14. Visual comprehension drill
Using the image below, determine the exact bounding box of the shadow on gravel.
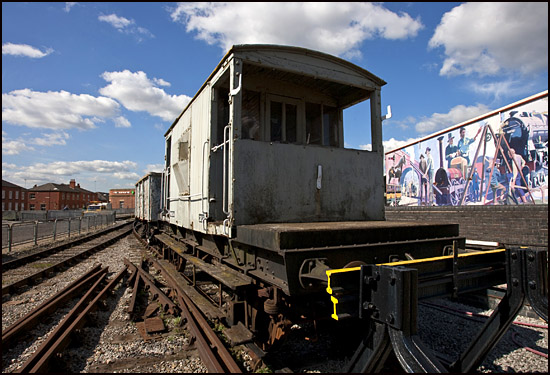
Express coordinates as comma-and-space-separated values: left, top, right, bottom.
418, 298, 547, 373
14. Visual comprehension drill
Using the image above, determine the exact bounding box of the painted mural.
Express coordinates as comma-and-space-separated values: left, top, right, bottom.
385, 93, 548, 206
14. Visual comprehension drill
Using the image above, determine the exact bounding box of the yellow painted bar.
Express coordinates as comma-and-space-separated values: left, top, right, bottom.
326, 249, 506, 320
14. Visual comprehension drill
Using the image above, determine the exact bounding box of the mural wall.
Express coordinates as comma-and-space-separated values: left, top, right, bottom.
385, 92, 548, 206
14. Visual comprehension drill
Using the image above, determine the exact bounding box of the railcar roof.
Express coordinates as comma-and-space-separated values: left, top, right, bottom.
165, 44, 386, 137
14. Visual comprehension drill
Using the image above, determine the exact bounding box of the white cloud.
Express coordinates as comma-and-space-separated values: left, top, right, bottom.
2, 133, 35, 155
2, 131, 70, 155
383, 137, 421, 153
429, 2, 548, 77
64, 2, 77, 13
468, 79, 538, 102
415, 104, 490, 135
144, 164, 164, 173
2, 160, 140, 189
30, 131, 70, 146
114, 116, 131, 128
99, 70, 191, 122
2, 43, 53, 58
98, 13, 153, 41
98, 14, 133, 29
2, 89, 120, 130
113, 171, 141, 180
170, 2, 423, 57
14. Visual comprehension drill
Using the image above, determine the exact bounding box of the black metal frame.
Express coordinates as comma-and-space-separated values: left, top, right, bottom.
330, 246, 548, 373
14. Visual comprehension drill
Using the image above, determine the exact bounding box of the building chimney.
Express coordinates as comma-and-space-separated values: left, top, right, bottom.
77, 183, 80, 188
70, 179, 76, 189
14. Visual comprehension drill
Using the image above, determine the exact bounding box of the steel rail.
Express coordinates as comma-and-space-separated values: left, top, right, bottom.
2, 221, 132, 272
2, 224, 132, 298
124, 259, 178, 315
2, 264, 106, 347
15, 266, 127, 373
144, 253, 242, 373
134, 222, 243, 372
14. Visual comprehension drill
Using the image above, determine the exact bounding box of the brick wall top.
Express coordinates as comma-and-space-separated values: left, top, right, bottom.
386, 205, 548, 213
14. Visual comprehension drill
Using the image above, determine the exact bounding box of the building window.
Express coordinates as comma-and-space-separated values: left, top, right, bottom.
62, 193, 65, 199
15, 202, 18, 211
22, 192, 25, 200
2, 203, 4, 211
30, 204, 35, 210
21, 203, 25, 210
40, 204, 46, 210
9, 191, 13, 199
2, 190, 5, 199
119, 200, 124, 209
8, 202, 12, 210
15, 191, 19, 199
30, 193, 36, 199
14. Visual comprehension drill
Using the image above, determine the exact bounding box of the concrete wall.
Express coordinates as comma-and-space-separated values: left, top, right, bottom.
386, 205, 548, 247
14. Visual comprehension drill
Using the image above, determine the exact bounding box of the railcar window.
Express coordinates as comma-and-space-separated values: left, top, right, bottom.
216, 87, 230, 144
323, 105, 339, 147
306, 103, 322, 145
270, 101, 283, 142
242, 90, 261, 141
306, 102, 339, 146
268, 95, 301, 143
286, 103, 297, 143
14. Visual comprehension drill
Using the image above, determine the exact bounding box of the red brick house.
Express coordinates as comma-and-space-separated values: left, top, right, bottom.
2, 179, 28, 211
109, 188, 135, 209
27, 179, 98, 211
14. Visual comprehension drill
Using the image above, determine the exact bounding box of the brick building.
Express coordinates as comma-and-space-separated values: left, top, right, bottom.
2, 179, 28, 211
27, 179, 98, 210
109, 188, 135, 209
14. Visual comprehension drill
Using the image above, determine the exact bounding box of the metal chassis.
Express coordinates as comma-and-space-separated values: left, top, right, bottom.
328, 246, 548, 373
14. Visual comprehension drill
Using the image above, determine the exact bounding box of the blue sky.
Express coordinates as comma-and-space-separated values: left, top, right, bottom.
2, 2, 548, 193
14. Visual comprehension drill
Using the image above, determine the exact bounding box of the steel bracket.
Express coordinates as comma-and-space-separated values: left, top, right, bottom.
335, 246, 548, 373
346, 265, 446, 372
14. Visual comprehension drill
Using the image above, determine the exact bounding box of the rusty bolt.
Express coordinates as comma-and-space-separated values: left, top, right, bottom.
512, 278, 519, 287
529, 281, 537, 290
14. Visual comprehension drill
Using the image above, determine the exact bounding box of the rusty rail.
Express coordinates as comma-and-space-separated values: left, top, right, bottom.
2, 264, 106, 348
2, 224, 131, 299
144, 254, 242, 373
15, 266, 127, 373
133, 222, 242, 372
124, 259, 178, 316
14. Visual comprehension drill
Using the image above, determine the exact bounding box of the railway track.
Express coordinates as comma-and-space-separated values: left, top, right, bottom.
2, 222, 132, 300
8, 266, 127, 373
131, 223, 548, 373
2, 222, 545, 373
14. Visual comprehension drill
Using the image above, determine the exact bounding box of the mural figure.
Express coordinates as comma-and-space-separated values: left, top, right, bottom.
425, 147, 434, 205
445, 133, 459, 169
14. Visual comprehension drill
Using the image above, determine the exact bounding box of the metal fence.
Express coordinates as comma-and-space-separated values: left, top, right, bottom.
2, 212, 116, 252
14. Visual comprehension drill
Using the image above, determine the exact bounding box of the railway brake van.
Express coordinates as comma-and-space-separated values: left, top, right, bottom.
152, 43, 464, 340
136, 44, 548, 369
163, 44, 387, 236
